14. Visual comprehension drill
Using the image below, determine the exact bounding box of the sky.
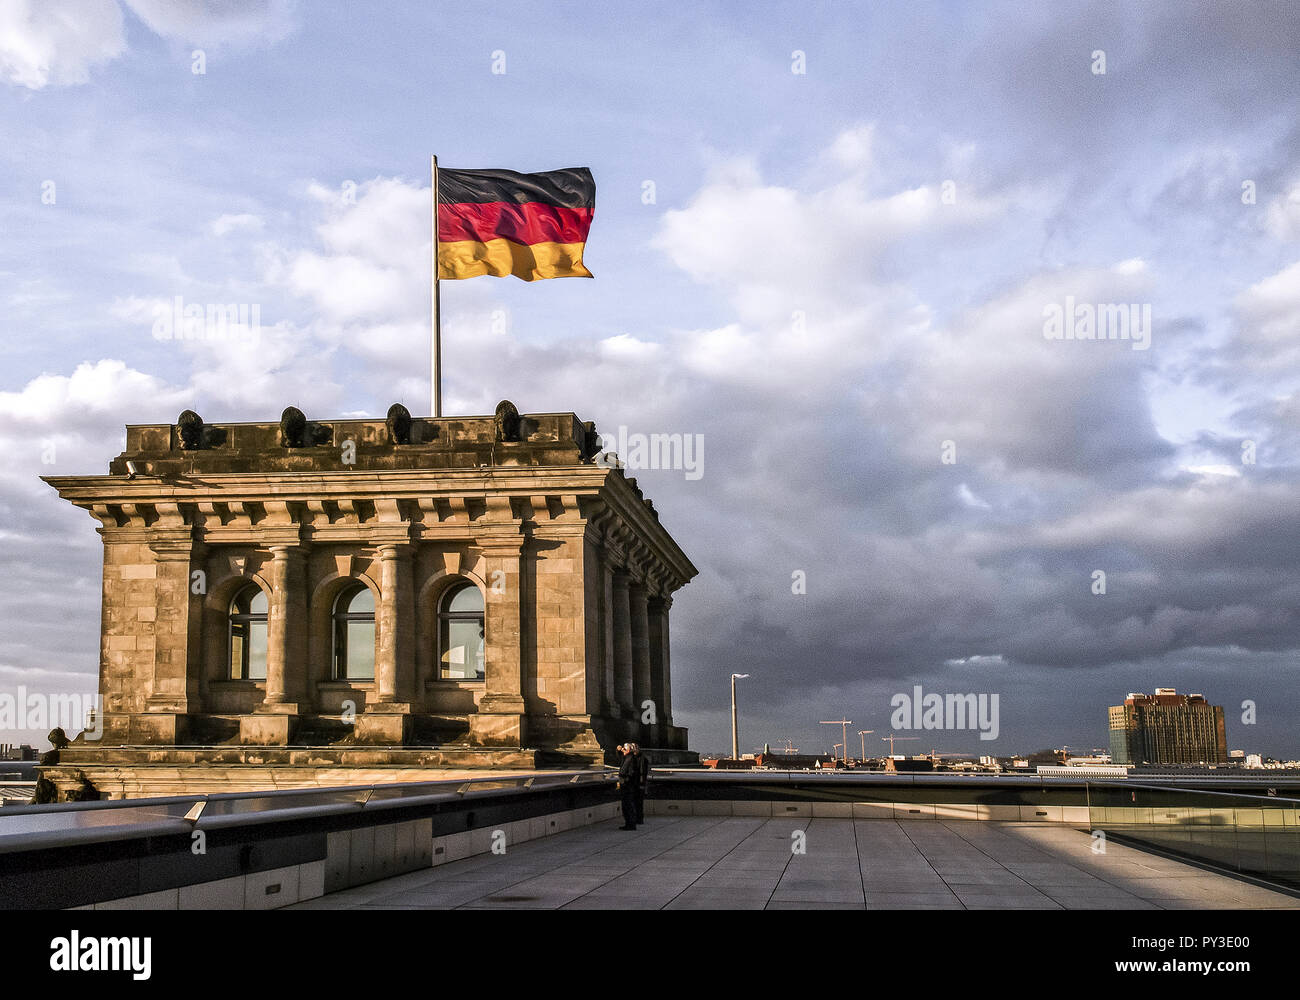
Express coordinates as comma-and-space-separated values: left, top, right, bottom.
3, 0, 1300, 759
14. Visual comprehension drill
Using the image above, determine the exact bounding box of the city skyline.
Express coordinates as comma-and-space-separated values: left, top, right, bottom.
4, 2, 1300, 756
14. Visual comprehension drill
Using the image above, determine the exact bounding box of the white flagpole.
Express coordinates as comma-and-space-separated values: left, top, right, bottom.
431, 154, 442, 418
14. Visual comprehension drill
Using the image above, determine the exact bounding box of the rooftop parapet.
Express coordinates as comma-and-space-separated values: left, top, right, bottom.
110, 400, 604, 477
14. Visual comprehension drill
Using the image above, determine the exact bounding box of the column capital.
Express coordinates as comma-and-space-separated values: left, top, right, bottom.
148, 533, 200, 561
477, 537, 525, 559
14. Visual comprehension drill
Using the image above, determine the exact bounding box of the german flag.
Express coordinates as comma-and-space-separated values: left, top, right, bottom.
437, 167, 595, 281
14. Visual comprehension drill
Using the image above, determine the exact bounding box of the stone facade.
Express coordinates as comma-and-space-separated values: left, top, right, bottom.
40, 403, 696, 796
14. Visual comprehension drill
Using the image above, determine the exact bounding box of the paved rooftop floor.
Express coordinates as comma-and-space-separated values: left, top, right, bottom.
289, 815, 1299, 910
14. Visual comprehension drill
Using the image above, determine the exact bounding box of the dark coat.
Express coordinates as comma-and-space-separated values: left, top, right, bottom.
618, 753, 638, 789
633, 752, 650, 789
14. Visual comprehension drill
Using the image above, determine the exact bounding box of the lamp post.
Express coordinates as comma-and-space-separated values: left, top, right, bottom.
730, 673, 750, 760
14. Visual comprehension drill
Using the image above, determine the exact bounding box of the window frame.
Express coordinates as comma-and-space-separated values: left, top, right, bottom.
228, 584, 269, 681
332, 582, 377, 682
437, 580, 485, 682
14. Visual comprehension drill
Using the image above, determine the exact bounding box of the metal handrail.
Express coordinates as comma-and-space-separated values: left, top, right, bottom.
0, 769, 617, 853
1087, 779, 1300, 805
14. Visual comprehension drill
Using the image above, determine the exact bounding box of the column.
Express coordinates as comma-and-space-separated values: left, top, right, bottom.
655, 592, 676, 738
355, 543, 413, 744
469, 537, 529, 746
629, 581, 651, 722
375, 544, 400, 703
648, 595, 672, 726
264, 544, 292, 705
241, 543, 303, 746
140, 533, 200, 744
601, 559, 617, 715
611, 570, 634, 717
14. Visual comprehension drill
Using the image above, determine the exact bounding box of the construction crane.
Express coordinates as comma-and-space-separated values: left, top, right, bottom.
881, 733, 920, 756
857, 729, 875, 762
820, 719, 852, 763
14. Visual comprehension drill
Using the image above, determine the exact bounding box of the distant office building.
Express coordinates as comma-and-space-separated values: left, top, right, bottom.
1108, 688, 1227, 765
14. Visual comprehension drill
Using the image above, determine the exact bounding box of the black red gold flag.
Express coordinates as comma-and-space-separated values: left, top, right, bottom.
436, 166, 595, 281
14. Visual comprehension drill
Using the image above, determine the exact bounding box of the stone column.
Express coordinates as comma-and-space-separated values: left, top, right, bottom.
469, 537, 529, 746
629, 581, 651, 724
264, 544, 292, 705
601, 558, 617, 716
648, 595, 673, 744
140, 533, 200, 744
356, 543, 413, 744
375, 544, 400, 703
611, 570, 634, 717
241, 543, 303, 746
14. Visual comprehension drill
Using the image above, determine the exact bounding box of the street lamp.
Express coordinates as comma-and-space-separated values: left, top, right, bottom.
730, 673, 750, 760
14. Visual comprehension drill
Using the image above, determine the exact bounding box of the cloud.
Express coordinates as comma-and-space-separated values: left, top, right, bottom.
653, 135, 1004, 323
0, 0, 295, 89
1265, 183, 1300, 241
210, 213, 264, 237
0, 0, 125, 89
123, 0, 297, 47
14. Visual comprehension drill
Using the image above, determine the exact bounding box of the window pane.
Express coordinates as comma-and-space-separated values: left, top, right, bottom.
345, 622, 375, 679
442, 619, 484, 680
446, 583, 483, 614
247, 621, 268, 680
232, 586, 267, 615
230, 625, 246, 680
345, 586, 374, 614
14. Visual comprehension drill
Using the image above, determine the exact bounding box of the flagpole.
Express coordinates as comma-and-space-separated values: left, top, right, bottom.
431, 154, 442, 418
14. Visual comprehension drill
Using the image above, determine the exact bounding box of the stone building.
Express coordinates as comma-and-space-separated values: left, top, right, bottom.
39, 402, 696, 798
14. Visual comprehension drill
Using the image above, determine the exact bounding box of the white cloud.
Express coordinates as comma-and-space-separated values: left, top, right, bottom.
210, 212, 263, 237
289, 177, 429, 328
0, 0, 125, 89
0, 0, 295, 90
1229, 259, 1300, 373
1265, 183, 1300, 241
122, 0, 296, 47
958, 483, 991, 509
653, 134, 1004, 324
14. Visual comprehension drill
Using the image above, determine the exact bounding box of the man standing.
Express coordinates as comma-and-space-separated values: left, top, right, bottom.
631, 742, 650, 823
617, 743, 639, 830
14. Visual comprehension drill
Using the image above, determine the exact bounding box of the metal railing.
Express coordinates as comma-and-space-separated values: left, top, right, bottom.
1087, 781, 1300, 890
0, 770, 616, 853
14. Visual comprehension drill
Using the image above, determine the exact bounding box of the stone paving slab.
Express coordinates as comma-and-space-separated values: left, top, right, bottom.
287, 816, 1300, 911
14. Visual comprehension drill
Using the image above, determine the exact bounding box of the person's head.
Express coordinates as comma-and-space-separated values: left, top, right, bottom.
629, 742, 640, 754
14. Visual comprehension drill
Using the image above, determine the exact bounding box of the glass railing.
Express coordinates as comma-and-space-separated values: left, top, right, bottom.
1087, 781, 1300, 889
0, 770, 615, 851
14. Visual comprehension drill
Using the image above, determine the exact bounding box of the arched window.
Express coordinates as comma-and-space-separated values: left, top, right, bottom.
333, 584, 376, 680
439, 581, 484, 680
229, 585, 268, 680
